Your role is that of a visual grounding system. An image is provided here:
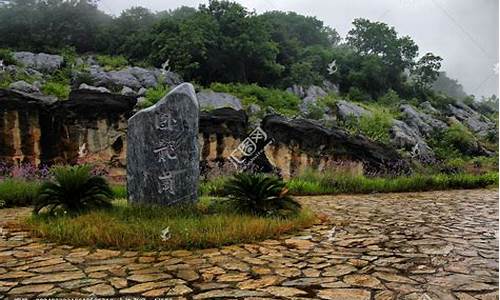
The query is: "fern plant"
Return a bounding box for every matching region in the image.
[34,165,113,215]
[223,173,301,217]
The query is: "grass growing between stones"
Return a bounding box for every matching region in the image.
[25,197,316,251]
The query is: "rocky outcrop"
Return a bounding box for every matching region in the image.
[9,81,41,94]
[446,103,495,137]
[335,100,371,120]
[399,104,447,136]
[0,88,136,179]
[13,52,63,73]
[390,120,434,162]
[197,90,243,111]
[1,90,410,180]
[88,66,183,91]
[262,115,410,177]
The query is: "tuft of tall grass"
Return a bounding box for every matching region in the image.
[26,197,315,251]
[0,179,40,208]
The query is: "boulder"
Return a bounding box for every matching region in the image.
[127,67,158,88]
[419,101,440,115]
[299,85,328,116]
[120,86,136,96]
[9,81,40,94]
[247,103,261,115]
[399,104,447,136]
[197,90,243,111]
[446,103,495,137]
[79,83,111,94]
[107,69,142,89]
[390,120,435,162]
[335,100,371,120]
[89,66,183,90]
[13,52,63,73]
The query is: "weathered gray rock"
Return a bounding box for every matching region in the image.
[155,70,183,87]
[127,67,158,88]
[286,85,306,99]
[197,90,243,111]
[127,83,200,205]
[13,51,63,73]
[335,100,371,120]
[447,103,495,137]
[120,86,136,96]
[89,65,183,90]
[107,70,142,89]
[400,104,447,136]
[79,83,111,94]
[419,101,440,115]
[9,80,40,94]
[138,87,147,96]
[298,86,329,116]
[390,120,434,162]
[247,103,261,115]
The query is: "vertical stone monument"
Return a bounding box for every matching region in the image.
[127,83,199,205]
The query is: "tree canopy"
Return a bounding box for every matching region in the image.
[0,0,447,102]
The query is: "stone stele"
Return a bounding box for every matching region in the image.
[127,83,200,205]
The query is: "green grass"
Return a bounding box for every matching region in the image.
[41,81,71,99]
[0,179,40,208]
[95,55,129,71]
[210,82,301,116]
[287,171,498,196]
[111,184,127,199]
[26,197,316,251]
[143,84,170,107]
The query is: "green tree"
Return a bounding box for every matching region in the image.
[411,52,442,88]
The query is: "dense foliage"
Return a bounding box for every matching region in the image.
[34,165,113,215]
[223,173,301,217]
[0,0,443,101]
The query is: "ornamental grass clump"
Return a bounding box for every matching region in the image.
[223,172,301,217]
[34,165,113,215]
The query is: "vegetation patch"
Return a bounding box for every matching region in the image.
[41,81,71,99]
[287,170,498,196]
[210,83,301,116]
[26,197,315,251]
[0,179,40,208]
[95,55,129,71]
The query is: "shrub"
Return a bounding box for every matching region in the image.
[347,86,372,102]
[144,84,170,106]
[0,179,40,207]
[0,48,17,66]
[223,173,301,217]
[210,83,300,116]
[34,165,113,215]
[95,55,129,71]
[41,81,71,99]
[341,111,392,144]
[377,89,400,106]
[443,123,476,153]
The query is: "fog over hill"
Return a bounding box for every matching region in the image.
[100,0,499,99]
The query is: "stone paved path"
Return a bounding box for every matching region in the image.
[0,189,498,299]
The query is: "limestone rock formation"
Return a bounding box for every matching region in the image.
[197,90,243,111]
[13,51,63,73]
[261,115,410,176]
[335,100,371,120]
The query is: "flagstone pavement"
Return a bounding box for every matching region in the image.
[0,189,498,299]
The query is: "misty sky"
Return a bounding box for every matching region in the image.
[99,0,499,98]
